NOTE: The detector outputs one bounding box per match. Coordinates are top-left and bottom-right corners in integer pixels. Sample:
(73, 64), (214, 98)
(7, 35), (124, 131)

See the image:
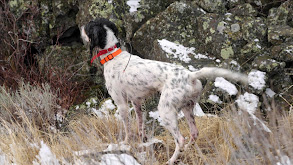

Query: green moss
(205, 36), (212, 44)
(203, 21), (209, 30)
(220, 46), (234, 59)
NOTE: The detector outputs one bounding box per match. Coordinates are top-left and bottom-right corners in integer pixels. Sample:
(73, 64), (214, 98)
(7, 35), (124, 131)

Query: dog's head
(81, 18), (119, 55)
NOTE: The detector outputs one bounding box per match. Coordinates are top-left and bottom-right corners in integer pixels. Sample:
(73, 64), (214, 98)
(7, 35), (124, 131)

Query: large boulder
(196, 12), (267, 61)
(123, 0), (176, 42)
(132, 1), (205, 58)
(267, 1), (293, 45)
(195, 0), (227, 14)
(76, 0), (129, 37)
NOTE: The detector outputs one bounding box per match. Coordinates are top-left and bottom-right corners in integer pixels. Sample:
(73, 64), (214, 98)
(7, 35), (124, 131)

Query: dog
(81, 18), (248, 164)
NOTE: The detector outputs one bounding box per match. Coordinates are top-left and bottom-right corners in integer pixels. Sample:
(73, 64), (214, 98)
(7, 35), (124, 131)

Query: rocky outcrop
(5, 0), (293, 110)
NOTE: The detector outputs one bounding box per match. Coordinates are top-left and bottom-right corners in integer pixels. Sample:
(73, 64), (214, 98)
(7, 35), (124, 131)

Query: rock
(271, 42), (293, 62)
(196, 0), (227, 14)
(227, 0), (246, 9)
(38, 45), (100, 83)
(76, 0), (129, 35)
(252, 56), (286, 72)
(132, 1), (205, 58)
(242, 17), (267, 42)
(197, 12), (267, 60)
(267, 1), (291, 26)
(268, 25), (293, 45)
(229, 3), (258, 16)
(123, 0), (176, 42)
(267, 1), (293, 45)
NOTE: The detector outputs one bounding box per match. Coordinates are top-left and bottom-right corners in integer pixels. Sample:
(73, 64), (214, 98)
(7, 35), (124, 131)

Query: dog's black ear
(105, 20), (119, 37)
(86, 22), (107, 54)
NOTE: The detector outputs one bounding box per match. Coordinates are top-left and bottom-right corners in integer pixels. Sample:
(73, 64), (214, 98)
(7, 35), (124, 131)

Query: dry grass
(0, 84), (292, 165)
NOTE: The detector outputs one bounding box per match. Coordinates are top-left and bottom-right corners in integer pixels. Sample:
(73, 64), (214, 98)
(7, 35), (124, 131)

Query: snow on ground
(103, 144), (131, 152)
(208, 94), (223, 104)
(236, 92), (271, 133)
(0, 150), (6, 165)
(248, 70), (266, 90)
(149, 103), (207, 125)
(265, 88), (276, 98)
(33, 141), (59, 165)
(127, 0), (141, 13)
(100, 153), (141, 165)
(158, 39), (214, 63)
(236, 92), (259, 114)
(138, 138), (163, 148)
(193, 103), (206, 116)
(158, 39), (193, 63)
(188, 65), (198, 72)
(91, 99), (116, 118)
(276, 154), (292, 165)
(214, 77), (238, 96)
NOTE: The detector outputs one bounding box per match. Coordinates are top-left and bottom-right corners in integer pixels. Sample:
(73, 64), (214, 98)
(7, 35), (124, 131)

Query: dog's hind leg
(158, 99), (185, 164)
(132, 100), (147, 142)
(181, 101), (198, 150)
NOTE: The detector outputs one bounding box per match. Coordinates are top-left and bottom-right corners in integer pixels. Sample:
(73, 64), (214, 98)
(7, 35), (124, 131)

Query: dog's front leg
(118, 104), (131, 143)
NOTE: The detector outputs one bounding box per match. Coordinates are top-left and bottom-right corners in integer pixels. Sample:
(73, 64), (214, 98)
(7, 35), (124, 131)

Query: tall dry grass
(0, 83), (292, 165)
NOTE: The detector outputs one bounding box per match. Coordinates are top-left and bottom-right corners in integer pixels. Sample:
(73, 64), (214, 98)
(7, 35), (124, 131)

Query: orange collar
(99, 48), (122, 65)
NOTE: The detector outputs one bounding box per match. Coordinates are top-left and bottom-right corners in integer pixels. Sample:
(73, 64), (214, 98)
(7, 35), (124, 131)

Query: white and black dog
(81, 18), (247, 164)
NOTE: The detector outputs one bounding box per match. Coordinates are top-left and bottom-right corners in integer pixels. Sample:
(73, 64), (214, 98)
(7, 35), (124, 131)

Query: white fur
(80, 26), (90, 44)
(82, 24), (248, 165)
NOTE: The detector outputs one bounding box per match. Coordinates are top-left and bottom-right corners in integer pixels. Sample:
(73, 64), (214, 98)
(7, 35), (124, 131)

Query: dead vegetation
(0, 83), (292, 165)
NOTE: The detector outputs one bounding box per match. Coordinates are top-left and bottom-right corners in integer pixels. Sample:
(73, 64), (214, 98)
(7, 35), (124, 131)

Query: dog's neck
(99, 26), (120, 60)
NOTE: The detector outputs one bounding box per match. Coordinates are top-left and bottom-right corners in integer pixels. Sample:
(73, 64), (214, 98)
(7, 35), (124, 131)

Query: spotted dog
(81, 18), (248, 165)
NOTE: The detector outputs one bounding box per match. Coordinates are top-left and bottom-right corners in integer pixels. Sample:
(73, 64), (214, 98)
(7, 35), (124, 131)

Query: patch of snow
(100, 153), (141, 165)
(285, 47), (293, 54)
(138, 138), (163, 148)
(127, 0), (141, 13)
(248, 70), (266, 90)
(250, 113), (272, 133)
(254, 39), (259, 42)
(236, 92), (259, 114)
(230, 60), (241, 70)
(75, 105), (79, 110)
(208, 95), (223, 104)
(149, 111), (163, 125)
(194, 53), (214, 59)
(92, 98), (97, 104)
(104, 144), (131, 152)
(265, 88), (276, 98)
(86, 101), (91, 108)
(276, 155), (291, 165)
(33, 141), (59, 165)
(158, 39), (193, 63)
(91, 99), (117, 118)
(199, 8), (206, 14)
(74, 149), (97, 156)
(216, 59), (221, 63)
(236, 93), (271, 132)
(215, 77), (238, 96)
(158, 39), (214, 63)
(0, 150), (6, 165)
(193, 103), (206, 117)
(188, 65), (198, 72)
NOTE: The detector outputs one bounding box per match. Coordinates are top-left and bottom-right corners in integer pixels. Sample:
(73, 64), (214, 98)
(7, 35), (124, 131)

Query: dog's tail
(190, 67), (248, 85)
